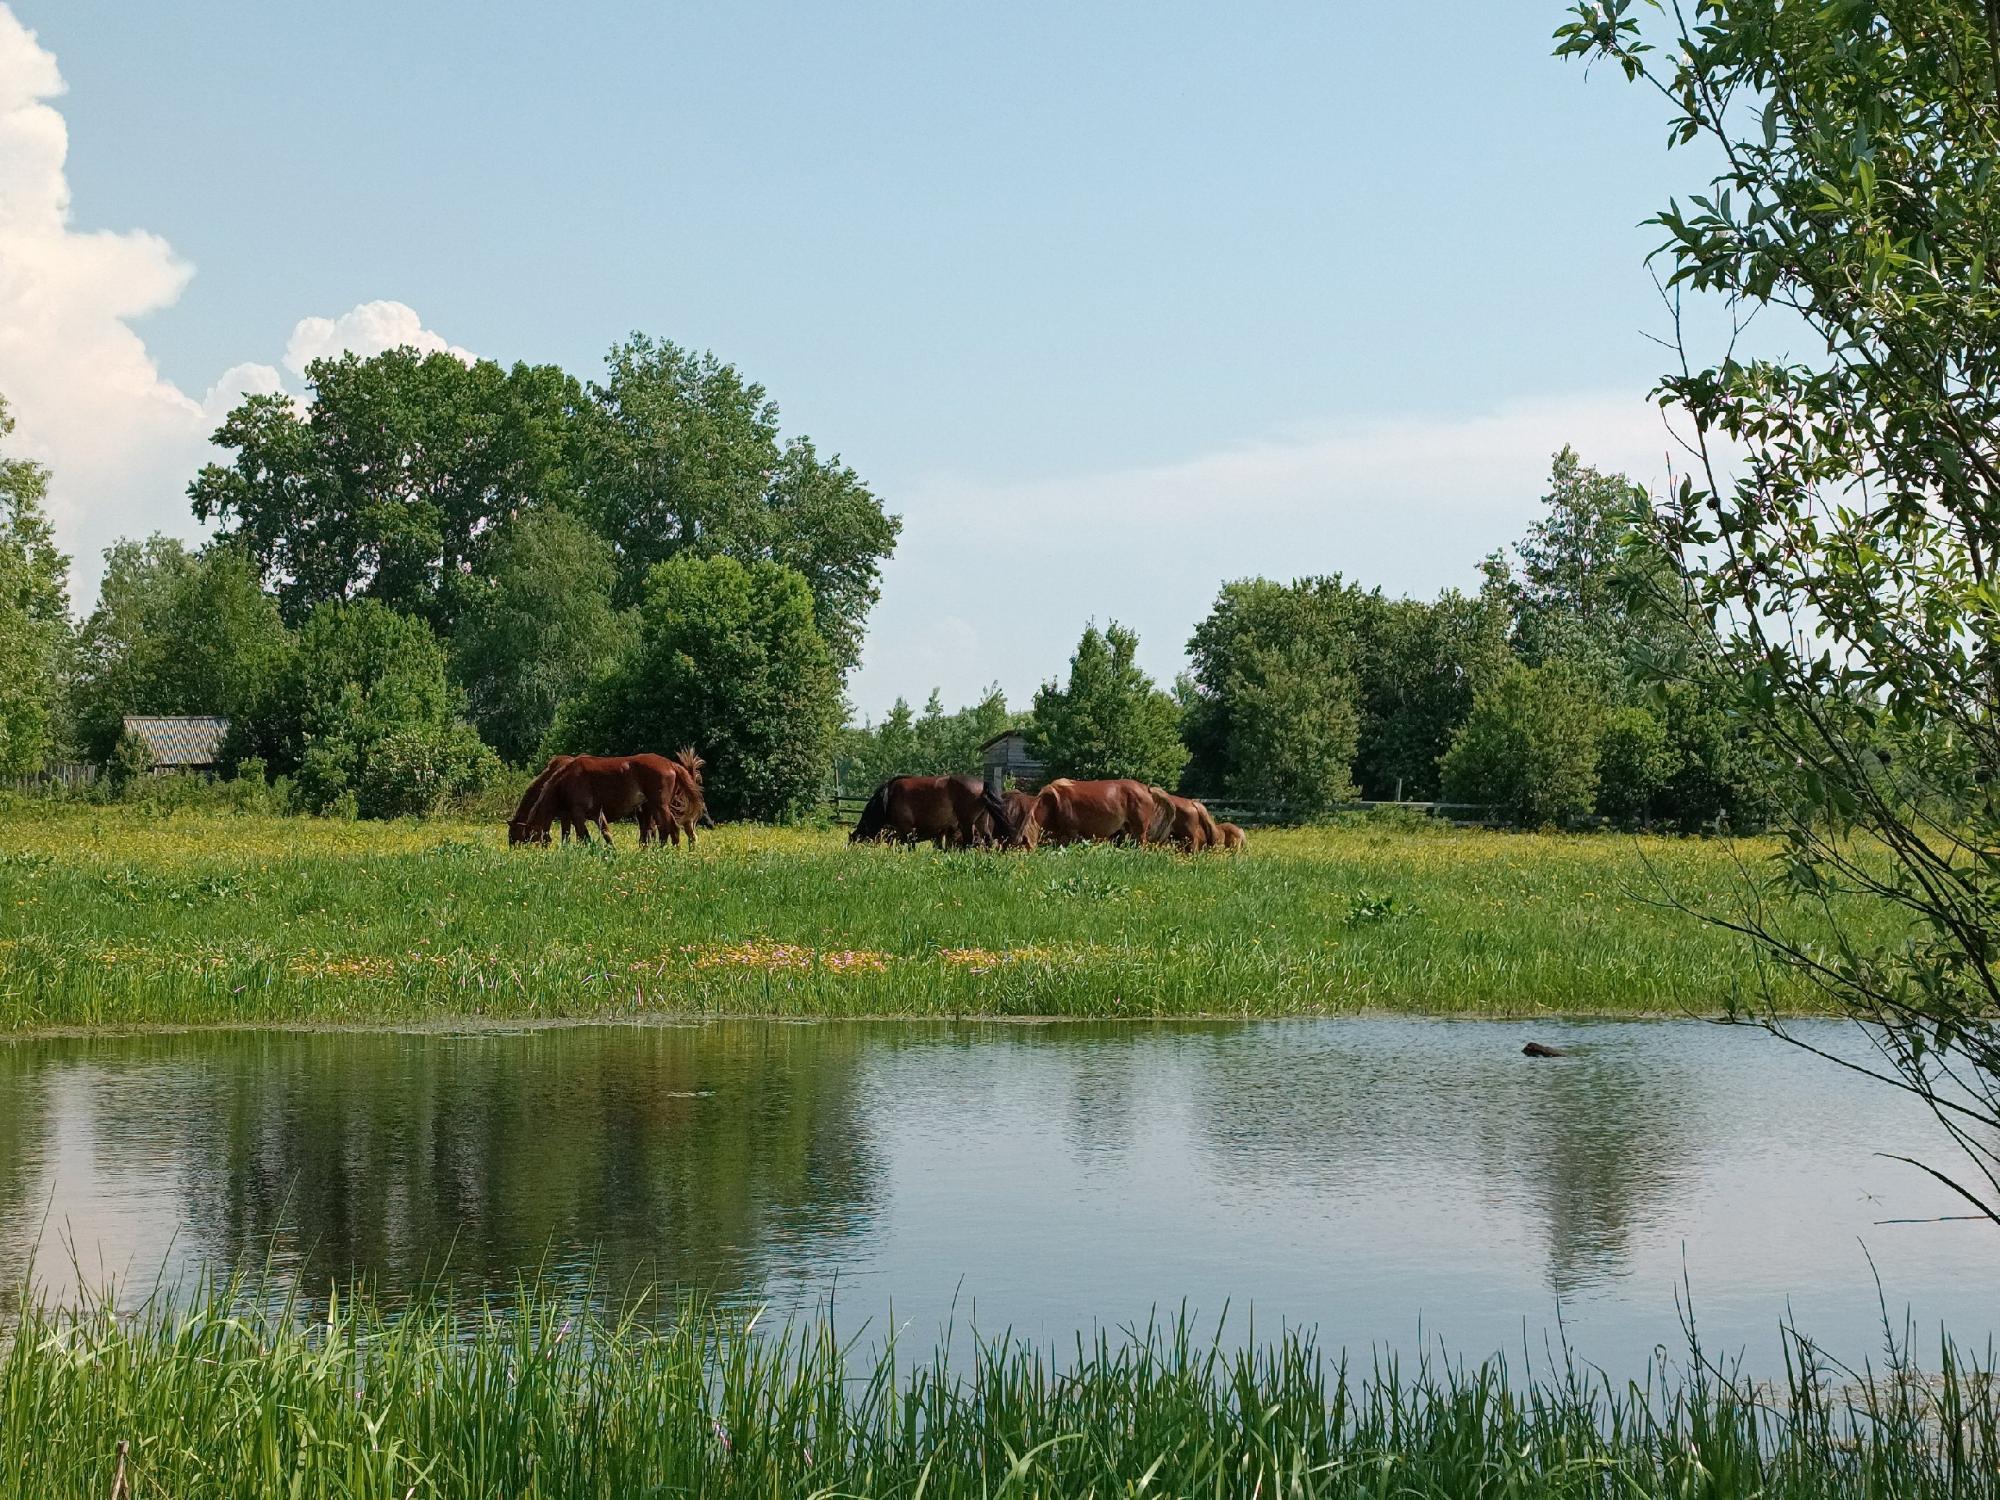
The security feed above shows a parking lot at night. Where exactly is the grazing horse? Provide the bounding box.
[1012,778,1164,849]
[1158,793,1220,852]
[1215,821,1247,852]
[508,756,576,845]
[1001,789,1041,847]
[517,753,703,848]
[850,775,1009,848]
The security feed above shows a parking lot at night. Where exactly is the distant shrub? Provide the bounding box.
[1595,706,1676,823]
[359,723,499,819]
[106,730,155,794]
[1440,661,1605,827]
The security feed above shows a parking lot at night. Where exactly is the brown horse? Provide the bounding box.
[518,753,703,848]
[508,756,576,845]
[850,775,1007,848]
[1215,821,1247,851]
[1159,793,1220,852]
[1002,789,1041,846]
[1013,778,1165,849]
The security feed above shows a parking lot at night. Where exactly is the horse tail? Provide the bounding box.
[850,782,890,843]
[981,785,1010,843]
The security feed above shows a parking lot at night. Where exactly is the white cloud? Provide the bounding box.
[283,300,473,377]
[847,392,1699,717]
[0,4,469,602]
[200,362,288,421]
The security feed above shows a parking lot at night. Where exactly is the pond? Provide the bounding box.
[0,1017,1993,1377]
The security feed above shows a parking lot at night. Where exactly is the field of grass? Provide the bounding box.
[7,1281,1994,1499]
[0,806,1874,1030]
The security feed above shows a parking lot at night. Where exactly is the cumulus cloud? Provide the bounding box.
[0,5,467,600]
[847,392,1699,716]
[283,300,473,377]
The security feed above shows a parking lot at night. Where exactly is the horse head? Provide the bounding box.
[1004,790,1046,850]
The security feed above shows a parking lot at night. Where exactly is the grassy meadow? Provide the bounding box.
[0,805,1872,1031]
[9,1282,1996,1499]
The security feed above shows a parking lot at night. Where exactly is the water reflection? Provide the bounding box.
[0,1018,1991,1377]
[0,1024,879,1308]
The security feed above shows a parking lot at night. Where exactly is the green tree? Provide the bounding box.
[240,599,490,816]
[72,538,292,763]
[838,686,1014,791]
[0,394,69,776]
[454,509,636,764]
[1352,586,1513,800]
[1560,1,2000,1212]
[192,350,587,630]
[547,555,840,821]
[1184,579,1366,810]
[840,697,919,792]
[912,686,1013,777]
[1440,661,1605,826]
[582,336,900,674]
[1030,623,1188,788]
[1508,447,1653,673]
[1594,705,1675,824]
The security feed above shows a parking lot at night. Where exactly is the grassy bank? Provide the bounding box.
[6,1284,1994,1499]
[0,808,1869,1030]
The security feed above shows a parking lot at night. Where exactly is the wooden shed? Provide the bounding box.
[978,729,1043,791]
[122,716,229,773]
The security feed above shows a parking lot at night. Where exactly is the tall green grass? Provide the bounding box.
[4,1281,1994,1498]
[0,808,1884,1029]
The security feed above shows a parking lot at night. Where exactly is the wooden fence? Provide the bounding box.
[1,763,99,796]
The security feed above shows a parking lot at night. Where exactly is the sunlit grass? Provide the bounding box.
[5,1279,1995,1499]
[0,807,1874,1029]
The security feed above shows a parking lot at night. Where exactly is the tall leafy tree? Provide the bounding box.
[548,555,841,821]
[1352,586,1512,800]
[72,538,291,762]
[1561,0,2000,1213]
[1508,447,1654,673]
[1030,623,1188,788]
[582,336,900,674]
[0,393,68,775]
[192,351,587,630]
[1184,578,1367,810]
[454,509,636,764]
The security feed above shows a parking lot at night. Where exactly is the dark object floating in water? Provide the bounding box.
[1521,1042,1569,1058]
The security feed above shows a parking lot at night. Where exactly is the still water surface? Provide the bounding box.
[0,1018,1993,1376]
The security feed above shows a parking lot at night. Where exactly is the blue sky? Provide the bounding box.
[2,2,1736,716]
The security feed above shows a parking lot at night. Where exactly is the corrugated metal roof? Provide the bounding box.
[123,716,229,767]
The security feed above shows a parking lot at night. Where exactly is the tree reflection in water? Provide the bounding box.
[0,1023,880,1316]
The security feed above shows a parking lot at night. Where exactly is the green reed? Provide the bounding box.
[3,1280,1994,1498]
[0,808,1886,1029]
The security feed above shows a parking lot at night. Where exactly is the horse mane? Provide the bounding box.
[510,755,572,831]
[520,760,578,840]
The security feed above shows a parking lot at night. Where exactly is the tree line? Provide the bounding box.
[846,448,1774,831]
[0,343,1771,829]
[0,336,899,821]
